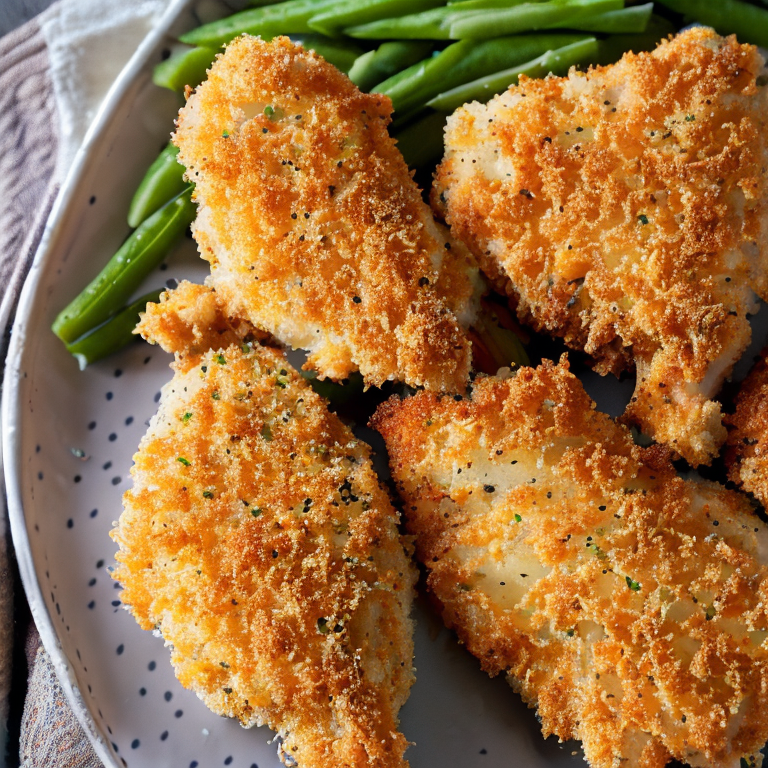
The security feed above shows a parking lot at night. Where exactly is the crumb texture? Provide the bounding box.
[374,358,768,768]
[113,340,416,768]
[174,35,479,391]
[434,28,768,464]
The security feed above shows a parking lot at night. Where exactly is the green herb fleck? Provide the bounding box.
[203,490,214,499]
[212,391,220,400]
[625,576,641,592]
[514,513,522,523]
[705,605,716,621]
[261,424,273,442]
[685,114,695,122]
[241,343,251,354]
[251,508,263,518]
[222,129,230,138]
[182,412,193,423]
[317,617,330,635]
[216,354,226,365]
[220,661,229,668]
[264,105,274,117]
[566,628,575,637]
[638,214,649,226]
[177,457,191,467]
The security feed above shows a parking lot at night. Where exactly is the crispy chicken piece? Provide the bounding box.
[433,28,768,465]
[113,319,416,766]
[372,358,768,768]
[726,348,768,507]
[173,35,480,392]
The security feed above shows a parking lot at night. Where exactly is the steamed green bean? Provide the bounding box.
[376,33,588,113]
[427,36,599,111]
[449,0,623,39]
[348,41,434,90]
[654,0,768,48]
[309,0,444,36]
[127,144,187,229]
[53,187,195,344]
[66,290,164,369]
[153,46,218,92]
[180,0,339,47]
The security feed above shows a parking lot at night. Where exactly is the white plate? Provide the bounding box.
[4,5,768,768]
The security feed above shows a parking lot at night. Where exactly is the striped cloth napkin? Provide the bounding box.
[0,1,167,764]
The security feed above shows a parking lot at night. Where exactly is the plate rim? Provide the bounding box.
[1,1,191,764]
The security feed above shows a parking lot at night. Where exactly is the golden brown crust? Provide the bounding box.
[112,341,416,768]
[434,28,768,465]
[136,280,270,371]
[174,35,480,392]
[373,358,768,768]
[726,348,768,507]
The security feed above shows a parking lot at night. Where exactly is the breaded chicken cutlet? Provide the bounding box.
[726,348,768,508]
[372,358,768,768]
[113,293,417,768]
[173,35,480,393]
[433,28,768,466]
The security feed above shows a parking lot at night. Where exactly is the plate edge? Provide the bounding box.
[1,0,192,764]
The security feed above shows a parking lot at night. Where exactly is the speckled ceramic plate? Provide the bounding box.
[5,4,768,768]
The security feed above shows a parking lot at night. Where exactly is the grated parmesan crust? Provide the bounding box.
[174,35,480,392]
[112,337,416,768]
[373,358,768,768]
[434,28,768,465]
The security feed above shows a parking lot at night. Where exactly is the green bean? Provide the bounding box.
[375,41,472,110]
[288,34,365,73]
[66,290,164,369]
[376,33,588,113]
[595,14,675,64]
[654,0,768,48]
[309,0,444,36]
[427,37,599,111]
[301,371,364,407]
[449,0,551,7]
[346,7,454,39]
[180,0,339,47]
[127,144,188,229]
[549,3,652,34]
[393,111,446,168]
[449,0,623,39]
[153,46,218,92]
[53,187,195,344]
[348,41,434,91]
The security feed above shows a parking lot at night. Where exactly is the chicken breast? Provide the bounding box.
[433,28,768,466]
[173,35,480,392]
[726,348,768,508]
[113,314,417,767]
[372,358,768,768]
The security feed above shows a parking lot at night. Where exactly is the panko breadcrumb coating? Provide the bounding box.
[112,336,416,767]
[136,280,269,371]
[173,35,480,392]
[433,28,768,465]
[373,358,768,768]
[726,348,768,507]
